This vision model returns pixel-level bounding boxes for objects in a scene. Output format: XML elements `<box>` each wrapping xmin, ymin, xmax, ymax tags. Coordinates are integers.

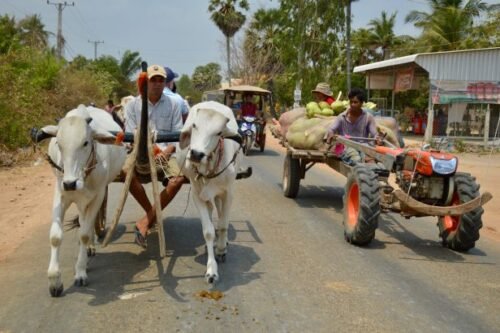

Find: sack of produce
<box><xmin>306</xmin><ymin>101</ymin><xmax>322</xmax><ymax>118</ymax></box>
<box><xmin>330</xmin><ymin>100</ymin><xmax>347</xmax><ymax>115</ymax></box>
<box><xmin>318</xmin><ymin>101</ymin><xmax>332</xmax><ymax>109</ymax></box>
<box><xmin>278</xmin><ymin>107</ymin><xmax>306</xmax><ymax>137</ymax></box>
<box><xmin>286</xmin><ymin>117</ymin><xmax>336</xmax><ymax>150</ymax></box>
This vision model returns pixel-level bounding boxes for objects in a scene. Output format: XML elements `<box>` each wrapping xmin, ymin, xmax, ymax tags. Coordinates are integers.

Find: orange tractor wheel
<box><xmin>438</xmin><ymin>172</ymin><xmax>483</xmax><ymax>252</ymax></box>
<box><xmin>343</xmin><ymin>165</ymin><xmax>381</xmax><ymax>245</ymax></box>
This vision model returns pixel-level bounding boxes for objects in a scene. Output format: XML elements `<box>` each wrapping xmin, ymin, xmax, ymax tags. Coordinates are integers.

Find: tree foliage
<box><xmin>405</xmin><ymin>0</ymin><xmax>491</xmax><ymax>51</ymax></box>
<box><xmin>208</xmin><ymin>0</ymin><xmax>249</xmax><ymax>85</ymax></box>
<box><xmin>192</xmin><ymin>62</ymin><xmax>222</xmax><ymax>92</ymax></box>
<box><xmin>0</xmin><ymin>14</ymin><xmax>140</xmax><ymax>152</ymax></box>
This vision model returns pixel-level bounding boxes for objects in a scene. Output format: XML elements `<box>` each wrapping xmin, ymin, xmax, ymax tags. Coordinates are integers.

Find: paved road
<box><xmin>1</xmin><ymin>143</ymin><xmax>499</xmax><ymax>333</ymax></box>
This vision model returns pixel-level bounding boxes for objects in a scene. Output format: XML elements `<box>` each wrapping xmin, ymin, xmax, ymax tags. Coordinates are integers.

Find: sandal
<box><xmin>134</xmin><ymin>226</ymin><xmax>147</xmax><ymax>249</ymax></box>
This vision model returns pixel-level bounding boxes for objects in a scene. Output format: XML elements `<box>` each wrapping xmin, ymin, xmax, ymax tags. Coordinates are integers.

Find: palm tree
<box><xmin>351</xmin><ymin>28</ymin><xmax>378</xmax><ymax>65</ymax></box>
<box><xmin>405</xmin><ymin>0</ymin><xmax>489</xmax><ymax>51</ymax></box>
<box><xmin>17</xmin><ymin>14</ymin><xmax>50</xmax><ymax>50</ymax></box>
<box><xmin>119</xmin><ymin>50</ymin><xmax>141</xmax><ymax>80</ymax></box>
<box><xmin>368</xmin><ymin>11</ymin><xmax>398</xmax><ymax>60</ymax></box>
<box><xmin>243</xmin><ymin>8</ymin><xmax>283</xmax><ymax>82</ymax></box>
<box><xmin>208</xmin><ymin>0</ymin><xmax>249</xmax><ymax>86</ymax></box>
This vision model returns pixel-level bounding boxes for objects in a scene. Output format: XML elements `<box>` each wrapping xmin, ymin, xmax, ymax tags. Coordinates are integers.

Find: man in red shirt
<box><xmin>240</xmin><ymin>93</ymin><xmax>259</xmax><ymax>118</ymax></box>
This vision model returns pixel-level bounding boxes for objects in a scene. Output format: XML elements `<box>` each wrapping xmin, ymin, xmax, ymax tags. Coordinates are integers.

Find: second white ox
<box><xmin>178</xmin><ymin>101</ymin><xmax>242</xmax><ymax>284</ymax></box>
<box><xmin>42</xmin><ymin>105</ymin><xmax>127</xmax><ymax>297</ymax></box>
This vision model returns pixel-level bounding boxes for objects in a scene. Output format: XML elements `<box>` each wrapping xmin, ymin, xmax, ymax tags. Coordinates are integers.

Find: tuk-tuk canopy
<box><xmin>219</xmin><ymin>85</ymin><xmax>271</xmax><ymax>96</ymax></box>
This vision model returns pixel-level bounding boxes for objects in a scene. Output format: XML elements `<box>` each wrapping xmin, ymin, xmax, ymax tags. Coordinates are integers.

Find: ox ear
<box><xmin>41</xmin><ymin>125</ymin><xmax>59</xmax><ymax>137</ymax></box>
<box><xmin>92</xmin><ymin>128</ymin><xmax>117</xmax><ymax>145</ymax></box>
<box><xmin>179</xmin><ymin>128</ymin><xmax>191</xmax><ymax>150</ymax></box>
<box><xmin>222</xmin><ymin>116</ymin><xmax>240</xmax><ymax>137</ymax></box>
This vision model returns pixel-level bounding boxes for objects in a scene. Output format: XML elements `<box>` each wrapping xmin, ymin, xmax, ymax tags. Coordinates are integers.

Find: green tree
<box><xmin>191</xmin><ymin>62</ymin><xmax>222</xmax><ymax>92</ymax></box>
<box><xmin>119</xmin><ymin>50</ymin><xmax>141</xmax><ymax>80</ymax></box>
<box><xmin>17</xmin><ymin>14</ymin><xmax>50</xmax><ymax>50</ymax></box>
<box><xmin>208</xmin><ymin>0</ymin><xmax>249</xmax><ymax>86</ymax></box>
<box><xmin>351</xmin><ymin>28</ymin><xmax>378</xmax><ymax>65</ymax></box>
<box><xmin>405</xmin><ymin>0</ymin><xmax>490</xmax><ymax>51</ymax></box>
<box><xmin>268</xmin><ymin>0</ymin><xmax>346</xmax><ymax>104</ymax></box>
<box><xmin>240</xmin><ymin>8</ymin><xmax>283</xmax><ymax>84</ymax></box>
<box><xmin>367</xmin><ymin>11</ymin><xmax>399</xmax><ymax>60</ymax></box>
<box><xmin>0</xmin><ymin>14</ymin><xmax>19</xmax><ymax>54</ymax></box>
<box><xmin>461</xmin><ymin>10</ymin><xmax>500</xmax><ymax>48</ymax></box>
<box><xmin>177</xmin><ymin>74</ymin><xmax>201</xmax><ymax>103</ymax></box>
<box><xmin>69</xmin><ymin>54</ymin><xmax>91</xmax><ymax>70</ymax></box>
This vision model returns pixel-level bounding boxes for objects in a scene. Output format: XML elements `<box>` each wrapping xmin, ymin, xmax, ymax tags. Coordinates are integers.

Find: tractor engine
<box><xmin>395</xmin><ymin>150</ymin><xmax>458</xmax><ymax>205</ymax></box>
<box><xmin>397</xmin><ymin>172</ymin><xmax>451</xmax><ymax>205</ymax></box>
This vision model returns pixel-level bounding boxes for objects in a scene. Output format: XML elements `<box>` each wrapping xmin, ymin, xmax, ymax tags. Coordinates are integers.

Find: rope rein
<box><xmin>45</xmin><ymin>142</ymin><xmax>97</xmax><ymax>179</ymax></box>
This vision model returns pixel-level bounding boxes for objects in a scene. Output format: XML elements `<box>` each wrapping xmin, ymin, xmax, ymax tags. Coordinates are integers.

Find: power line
<box><xmin>46</xmin><ymin>1</ymin><xmax>75</xmax><ymax>59</ymax></box>
<box><xmin>88</xmin><ymin>40</ymin><xmax>104</xmax><ymax>60</ymax></box>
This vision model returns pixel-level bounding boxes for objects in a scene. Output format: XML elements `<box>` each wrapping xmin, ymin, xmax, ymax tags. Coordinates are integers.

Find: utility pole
<box><xmin>294</xmin><ymin>0</ymin><xmax>305</xmax><ymax>108</ymax></box>
<box><xmin>88</xmin><ymin>40</ymin><xmax>104</xmax><ymax>60</ymax></box>
<box><xmin>47</xmin><ymin>1</ymin><xmax>75</xmax><ymax>59</ymax></box>
<box><xmin>346</xmin><ymin>0</ymin><xmax>352</xmax><ymax>92</ymax></box>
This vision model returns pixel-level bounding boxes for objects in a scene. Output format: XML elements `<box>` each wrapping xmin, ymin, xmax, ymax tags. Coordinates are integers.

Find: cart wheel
<box><xmin>283</xmin><ymin>154</ymin><xmax>300</xmax><ymax>198</ymax></box>
<box><xmin>94</xmin><ymin>187</ymin><xmax>108</xmax><ymax>240</ymax></box>
<box><xmin>438</xmin><ymin>172</ymin><xmax>483</xmax><ymax>252</ymax></box>
<box><xmin>259</xmin><ymin>133</ymin><xmax>266</xmax><ymax>152</ymax></box>
<box><xmin>343</xmin><ymin>165</ymin><xmax>380</xmax><ymax>245</ymax></box>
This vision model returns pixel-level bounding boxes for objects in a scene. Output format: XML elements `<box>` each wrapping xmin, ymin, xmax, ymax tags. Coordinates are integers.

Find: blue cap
<box><xmin>164</xmin><ymin>67</ymin><xmax>179</xmax><ymax>83</ymax></box>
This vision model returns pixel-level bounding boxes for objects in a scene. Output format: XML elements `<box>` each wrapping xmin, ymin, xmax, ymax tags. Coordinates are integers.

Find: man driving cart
<box><xmin>326</xmin><ymin>87</ymin><xmax>382</xmax><ymax>164</ymax></box>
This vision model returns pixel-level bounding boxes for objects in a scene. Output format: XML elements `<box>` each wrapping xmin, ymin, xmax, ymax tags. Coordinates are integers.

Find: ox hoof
<box><xmin>215</xmin><ymin>253</ymin><xmax>226</xmax><ymax>263</ymax></box>
<box><xmin>74</xmin><ymin>277</ymin><xmax>88</xmax><ymax>287</ymax></box>
<box><xmin>87</xmin><ymin>247</ymin><xmax>96</xmax><ymax>257</ymax></box>
<box><xmin>205</xmin><ymin>273</ymin><xmax>219</xmax><ymax>285</ymax></box>
<box><xmin>49</xmin><ymin>284</ymin><xmax>64</xmax><ymax>297</ymax></box>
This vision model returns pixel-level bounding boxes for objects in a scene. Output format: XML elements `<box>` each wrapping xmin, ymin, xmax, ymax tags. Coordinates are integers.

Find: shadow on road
<box><xmin>65</xmin><ymin>217</ymin><xmax>262</xmax><ymax>304</ymax></box>
<box><xmin>246</xmin><ymin>149</ymin><xmax>280</xmax><ymax>157</ymax></box>
<box><xmin>290</xmin><ymin>185</ymin><xmax>344</xmax><ymax>212</ymax></box>
<box><xmin>370</xmin><ymin>213</ymin><xmax>494</xmax><ymax>264</ymax></box>
<box><xmin>156</xmin><ymin>216</ymin><xmax>262</xmax><ymax>299</ymax></box>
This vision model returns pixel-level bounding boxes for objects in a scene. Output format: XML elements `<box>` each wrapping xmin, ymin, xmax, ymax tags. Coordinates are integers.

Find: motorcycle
<box><xmin>240</xmin><ymin>115</ymin><xmax>257</xmax><ymax>155</ymax></box>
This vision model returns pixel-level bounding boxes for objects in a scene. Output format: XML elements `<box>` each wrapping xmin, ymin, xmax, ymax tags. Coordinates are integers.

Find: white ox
<box><xmin>41</xmin><ymin>105</ymin><xmax>127</xmax><ymax>297</ymax></box>
<box><xmin>178</xmin><ymin>101</ymin><xmax>242</xmax><ymax>284</ymax></box>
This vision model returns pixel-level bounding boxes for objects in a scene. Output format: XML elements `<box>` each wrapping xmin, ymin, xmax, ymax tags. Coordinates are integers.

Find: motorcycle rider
<box><xmin>237</xmin><ymin>93</ymin><xmax>262</xmax><ymax>136</ymax></box>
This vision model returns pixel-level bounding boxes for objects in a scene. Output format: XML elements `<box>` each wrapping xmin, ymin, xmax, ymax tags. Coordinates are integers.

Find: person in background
<box><xmin>312</xmin><ymin>82</ymin><xmax>335</xmax><ymax>105</ymax></box>
<box><xmin>105</xmin><ymin>99</ymin><xmax>115</xmax><ymax>114</ymax></box>
<box><xmin>103</xmin><ymin>99</ymin><xmax>125</xmax><ymax>130</ymax></box>
<box><xmin>163</xmin><ymin>67</ymin><xmax>189</xmax><ymax>123</ymax></box>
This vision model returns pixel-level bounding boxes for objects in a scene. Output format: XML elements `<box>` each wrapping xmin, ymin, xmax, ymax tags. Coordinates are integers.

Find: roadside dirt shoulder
<box><xmin>0</xmin><ymin>161</ymin><xmax>54</xmax><ymax>262</ymax></box>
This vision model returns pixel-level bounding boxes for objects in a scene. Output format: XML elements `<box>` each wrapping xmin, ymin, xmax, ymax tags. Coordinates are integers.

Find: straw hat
<box><xmin>312</xmin><ymin>82</ymin><xmax>333</xmax><ymax>97</ymax></box>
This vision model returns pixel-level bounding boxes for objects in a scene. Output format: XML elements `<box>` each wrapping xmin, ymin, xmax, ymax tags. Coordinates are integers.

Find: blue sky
<box><xmin>0</xmin><ymin>0</ymin><xmax>496</xmax><ymax>77</ymax></box>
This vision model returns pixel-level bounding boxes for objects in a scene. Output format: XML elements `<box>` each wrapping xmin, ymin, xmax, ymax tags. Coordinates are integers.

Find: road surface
<box><xmin>0</xmin><ymin>142</ymin><xmax>499</xmax><ymax>333</ymax></box>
